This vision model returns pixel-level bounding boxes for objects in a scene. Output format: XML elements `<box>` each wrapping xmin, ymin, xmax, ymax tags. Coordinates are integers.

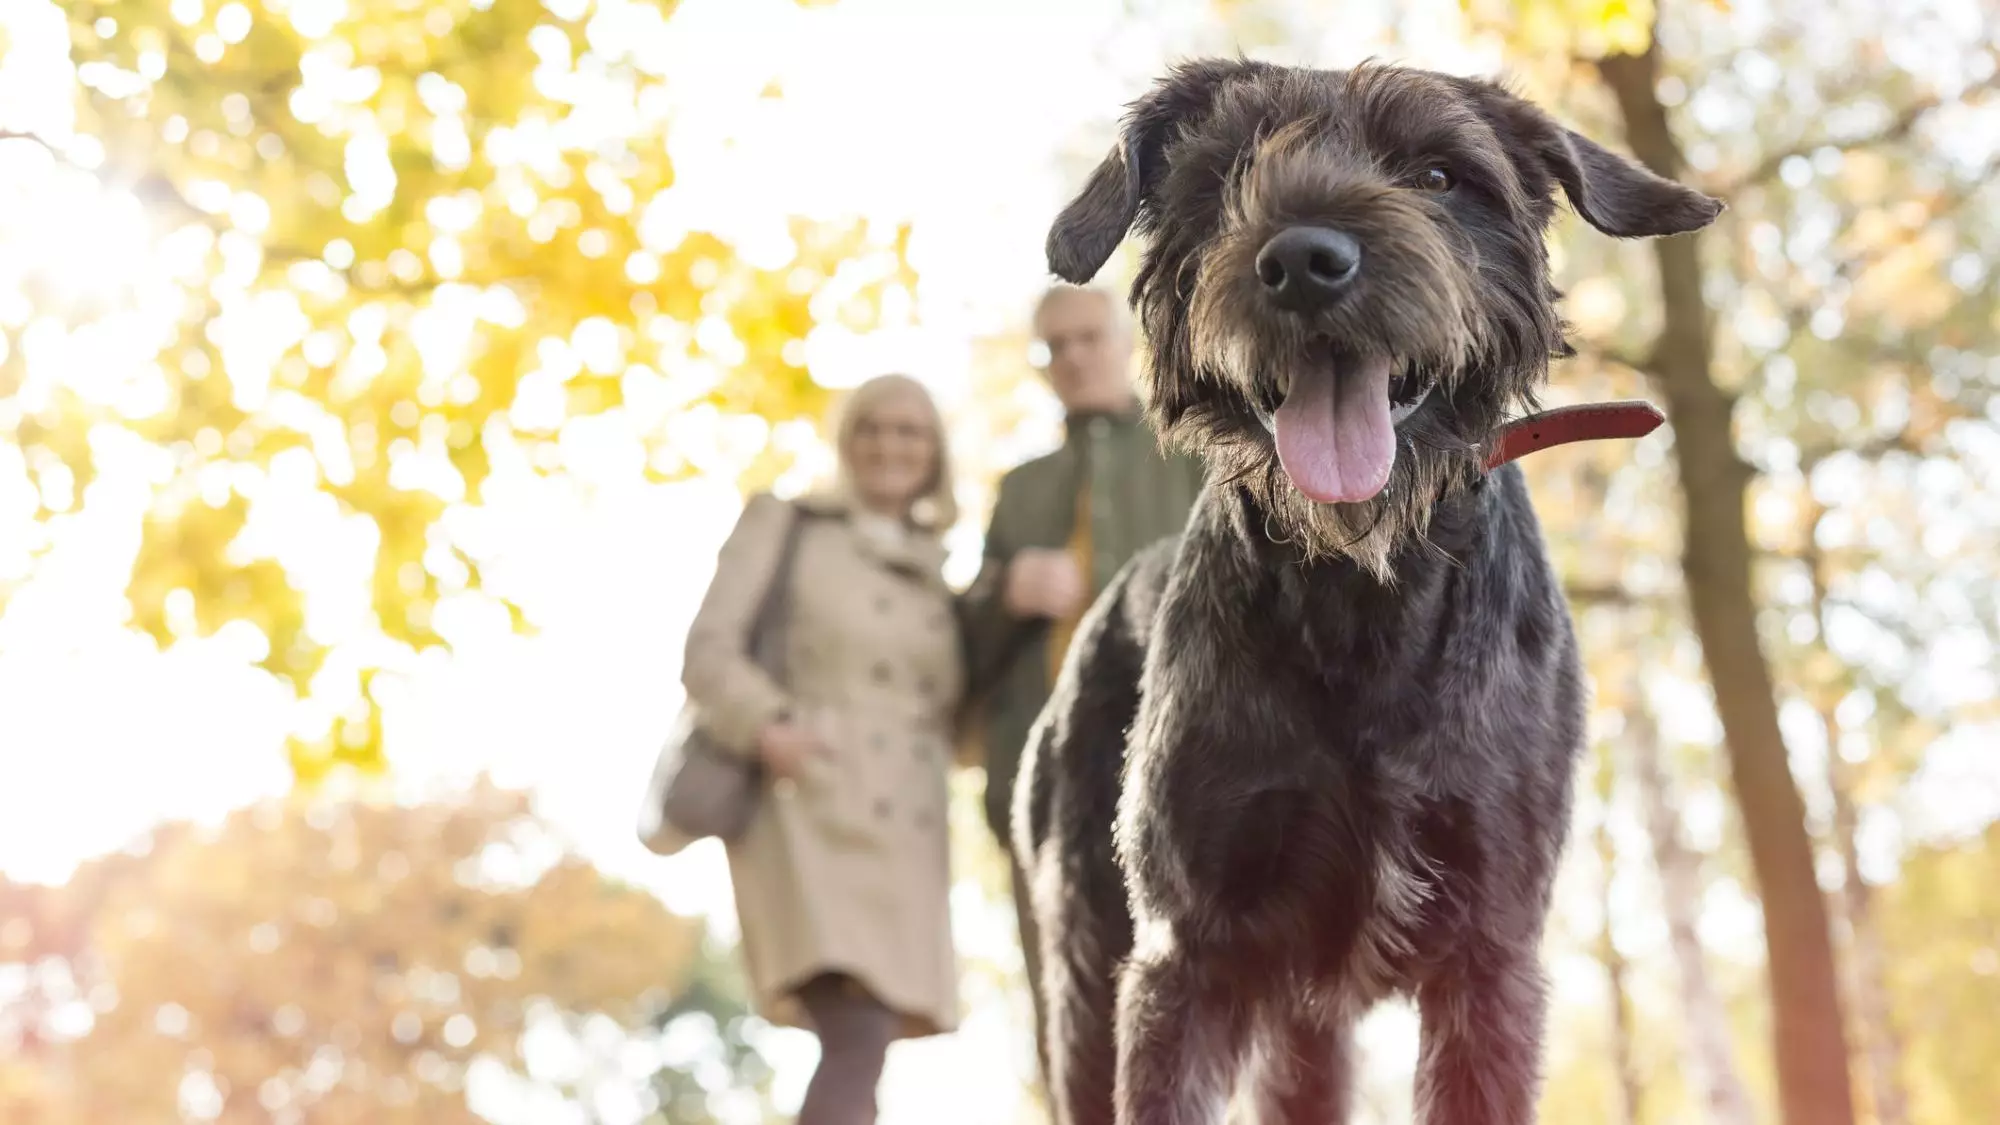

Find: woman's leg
<box><xmin>795</xmin><ymin>973</ymin><xmax>901</xmax><ymax>1125</ymax></box>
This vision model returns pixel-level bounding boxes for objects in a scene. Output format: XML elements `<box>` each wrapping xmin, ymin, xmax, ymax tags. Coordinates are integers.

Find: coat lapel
<box><xmin>795</xmin><ymin>492</ymin><xmax>950</xmax><ymax>588</ymax></box>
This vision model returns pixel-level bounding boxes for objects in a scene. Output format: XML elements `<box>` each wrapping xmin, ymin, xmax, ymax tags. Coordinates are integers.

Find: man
<box><xmin>958</xmin><ymin>283</ymin><xmax>1205</xmax><ymax>1088</ymax></box>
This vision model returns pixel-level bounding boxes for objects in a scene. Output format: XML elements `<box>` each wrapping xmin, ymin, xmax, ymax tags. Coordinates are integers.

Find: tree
<box><xmin>13</xmin><ymin>0</ymin><xmax>914</xmax><ymax>782</ymax></box>
<box><xmin>1590</xmin><ymin>747</ymin><xmax>1645</xmax><ymax>1125</ymax></box>
<box><xmin>1451</xmin><ymin>1</ymin><xmax>2000</xmax><ymax>1120</ymax></box>
<box><xmin>0</xmin><ymin>779</ymin><xmax>734</xmax><ymax>1123</ymax></box>
<box><xmin>1622</xmin><ymin>687</ymin><xmax>1757</xmax><ymax>1125</ymax></box>
<box><xmin>1588</xmin><ymin>35</ymin><xmax>1859</xmax><ymax>1125</ymax></box>
<box><xmin>1558</xmin><ymin>455</ymin><xmax>1756</xmax><ymax>1125</ymax></box>
<box><xmin>1591</xmin><ymin>11</ymin><xmax>1999</xmax><ymax>1124</ymax></box>
<box><xmin>1800</xmin><ymin>500</ymin><xmax>1911</xmax><ymax>1125</ymax></box>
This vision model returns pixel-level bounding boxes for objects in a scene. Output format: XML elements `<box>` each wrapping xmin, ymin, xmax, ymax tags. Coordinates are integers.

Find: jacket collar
<box><xmin>793</xmin><ymin>488</ymin><xmax>951</xmax><ymax>581</ymax></box>
<box><xmin>1062</xmin><ymin>406</ymin><xmax>1146</xmax><ymax>443</ymax></box>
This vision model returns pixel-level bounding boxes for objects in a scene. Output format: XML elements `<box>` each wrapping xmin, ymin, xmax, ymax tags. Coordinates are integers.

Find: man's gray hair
<box><xmin>1033</xmin><ymin>283</ymin><xmax>1133</xmax><ymax>340</ymax></box>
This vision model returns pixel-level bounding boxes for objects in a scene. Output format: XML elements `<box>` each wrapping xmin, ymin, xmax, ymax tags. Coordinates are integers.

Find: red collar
<box><xmin>1483</xmin><ymin>400</ymin><xmax>1665</xmax><ymax>470</ymax></box>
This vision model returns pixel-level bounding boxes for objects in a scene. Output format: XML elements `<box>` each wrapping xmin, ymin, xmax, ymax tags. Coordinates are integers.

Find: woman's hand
<box><xmin>757</xmin><ymin>721</ymin><xmax>827</xmax><ymax>780</ymax></box>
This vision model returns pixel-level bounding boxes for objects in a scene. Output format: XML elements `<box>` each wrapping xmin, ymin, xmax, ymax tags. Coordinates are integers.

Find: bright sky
<box><xmin>3</xmin><ymin>0</ymin><xmax>1998</xmax><ymax>1122</ymax></box>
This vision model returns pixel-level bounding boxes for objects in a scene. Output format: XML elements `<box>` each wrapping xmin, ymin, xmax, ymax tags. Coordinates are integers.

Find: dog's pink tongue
<box><xmin>1273</xmin><ymin>355</ymin><xmax>1397</xmax><ymax>505</ymax></box>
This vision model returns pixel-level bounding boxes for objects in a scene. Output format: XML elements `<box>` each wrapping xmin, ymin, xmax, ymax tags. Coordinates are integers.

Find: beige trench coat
<box><xmin>681</xmin><ymin>491</ymin><xmax>963</xmax><ymax>1038</ymax></box>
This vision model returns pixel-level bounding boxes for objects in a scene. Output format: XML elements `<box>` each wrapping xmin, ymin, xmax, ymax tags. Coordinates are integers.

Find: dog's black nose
<box><xmin>1255</xmin><ymin>227</ymin><xmax>1362</xmax><ymax>312</ymax></box>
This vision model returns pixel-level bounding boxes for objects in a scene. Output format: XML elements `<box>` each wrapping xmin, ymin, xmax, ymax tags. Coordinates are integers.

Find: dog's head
<box><xmin>1048</xmin><ymin>60</ymin><xmax>1722</xmax><ymax>578</ymax></box>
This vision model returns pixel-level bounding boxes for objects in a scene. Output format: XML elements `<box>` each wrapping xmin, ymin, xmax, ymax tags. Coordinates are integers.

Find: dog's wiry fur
<box><xmin>1013</xmin><ymin>59</ymin><xmax>1721</xmax><ymax>1125</ymax></box>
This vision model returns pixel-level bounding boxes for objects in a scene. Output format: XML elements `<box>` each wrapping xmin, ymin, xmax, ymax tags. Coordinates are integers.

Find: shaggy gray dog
<box><xmin>1011</xmin><ymin>58</ymin><xmax>1720</xmax><ymax>1125</ymax></box>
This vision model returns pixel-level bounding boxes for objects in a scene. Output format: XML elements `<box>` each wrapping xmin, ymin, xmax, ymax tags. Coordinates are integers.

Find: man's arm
<box><xmin>958</xmin><ymin>477</ymin><xmax>1037</xmax><ymax>705</ymax></box>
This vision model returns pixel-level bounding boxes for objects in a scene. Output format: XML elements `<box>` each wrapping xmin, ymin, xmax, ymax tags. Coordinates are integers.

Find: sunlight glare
<box><xmin>341</xmin><ymin>130</ymin><xmax>397</xmax><ymax>222</ymax></box>
<box><xmin>286</xmin><ymin>0</ymin><xmax>348</xmax><ymax>40</ymax></box>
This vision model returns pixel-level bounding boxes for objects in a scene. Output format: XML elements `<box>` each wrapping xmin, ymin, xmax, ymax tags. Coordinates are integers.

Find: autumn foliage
<box><xmin>25</xmin><ymin>0</ymin><xmax>914</xmax><ymax>783</ymax></box>
<box><xmin>0</xmin><ymin>781</ymin><xmax>705</xmax><ymax>1123</ymax></box>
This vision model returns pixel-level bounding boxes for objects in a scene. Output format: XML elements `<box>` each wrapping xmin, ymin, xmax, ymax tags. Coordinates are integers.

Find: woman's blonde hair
<box><xmin>830</xmin><ymin>373</ymin><xmax>959</xmax><ymax>531</ymax></box>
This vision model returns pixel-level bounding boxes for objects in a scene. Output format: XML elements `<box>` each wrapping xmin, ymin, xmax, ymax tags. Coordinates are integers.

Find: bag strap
<box><xmin>744</xmin><ymin>499</ymin><xmax>812</xmax><ymax>687</ymax></box>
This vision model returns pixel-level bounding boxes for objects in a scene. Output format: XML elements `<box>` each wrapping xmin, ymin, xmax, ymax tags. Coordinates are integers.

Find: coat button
<box><xmin>872</xmin><ymin>662</ymin><xmax>891</xmax><ymax>685</ymax></box>
<box><xmin>917</xmin><ymin>674</ymin><xmax>936</xmax><ymax>696</ymax></box>
<box><xmin>875</xmin><ymin>595</ymin><xmax>893</xmax><ymax>614</ymax></box>
<box><xmin>873</xmin><ymin>799</ymin><xmax>892</xmax><ymax>821</ymax></box>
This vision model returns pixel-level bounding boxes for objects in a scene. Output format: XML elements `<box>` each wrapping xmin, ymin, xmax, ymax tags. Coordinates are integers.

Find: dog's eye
<box><xmin>1414</xmin><ymin>166</ymin><xmax>1455</xmax><ymax>194</ymax></box>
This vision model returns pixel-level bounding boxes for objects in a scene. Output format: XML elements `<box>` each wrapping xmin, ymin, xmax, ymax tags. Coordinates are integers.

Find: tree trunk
<box><xmin>1626</xmin><ymin>697</ymin><xmax>1759</xmax><ymax>1125</ymax></box>
<box><xmin>1596</xmin><ymin>41</ymin><xmax>1858</xmax><ymax>1125</ymax></box>
<box><xmin>1819</xmin><ymin>709</ymin><xmax>1913</xmax><ymax>1125</ymax></box>
<box><xmin>1805</xmin><ymin>516</ymin><xmax>1912</xmax><ymax>1125</ymax></box>
<box><xmin>1594</xmin><ymin>753</ymin><xmax>1645</xmax><ymax>1125</ymax></box>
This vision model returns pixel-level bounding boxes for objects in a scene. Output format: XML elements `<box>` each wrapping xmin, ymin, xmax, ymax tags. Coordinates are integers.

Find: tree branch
<box><xmin>10</xmin><ymin>128</ymin><xmax>438</xmax><ymax>297</ymax></box>
<box><xmin>1571</xmin><ymin>341</ymin><xmax>1658</xmax><ymax>378</ymax></box>
<box><xmin>1739</xmin><ymin>142</ymin><xmax>2000</xmax><ymax>399</ymax></box>
<box><xmin>1567</xmin><ymin>581</ymin><xmax>1669</xmax><ymax>607</ymax></box>
<box><xmin>1720</xmin><ymin>97</ymin><xmax>1941</xmax><ymax>197</ymax></box>
<box><xmin>1715</xmin><ymin>67</ymin><xmax>2000</xmax><ymax>198</ymax></box>
<box><xmin>7</xmin><ymin>119</ymin><xmax>217</xmax><ymax>224</ymax></box>
<box><xmin>0</xmin><ymin>129</ymin><xmax>58</xmax><ymax>155</ymax></box>
<box><xmin>1797</xmin><ymin>428</ymin><xmax>1930</xmax><ymax>475</ymax></box>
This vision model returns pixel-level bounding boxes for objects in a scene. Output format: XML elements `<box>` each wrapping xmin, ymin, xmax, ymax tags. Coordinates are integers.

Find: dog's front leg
<box><xmin>1113</xmin><ymin>933</ymin><xmax>1250</xmax><ymax>1125</ymax></box>
<box><xmin>1412</xmin><ymin>950</ymin><xmax>1550</xmax><ymax>1125</ymax></box>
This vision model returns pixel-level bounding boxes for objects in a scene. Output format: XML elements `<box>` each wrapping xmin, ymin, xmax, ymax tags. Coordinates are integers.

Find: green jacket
<box><xmin>958</xmin><ymin>410</ymin><xmax>1206</xmax><ymax>837</ymax></box>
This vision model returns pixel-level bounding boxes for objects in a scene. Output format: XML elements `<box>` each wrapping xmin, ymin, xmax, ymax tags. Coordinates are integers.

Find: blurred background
<box><xmin>2</xmin><ymin>0</ymin><xmax>1997</xmax><ymax>1122</ymax></box>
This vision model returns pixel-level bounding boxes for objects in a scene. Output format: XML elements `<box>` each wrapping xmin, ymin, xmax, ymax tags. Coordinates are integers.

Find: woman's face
<box><xmin>847</xmin><ymin>386</ymin><xmax>940</xmax><ymax>515</ymax></box>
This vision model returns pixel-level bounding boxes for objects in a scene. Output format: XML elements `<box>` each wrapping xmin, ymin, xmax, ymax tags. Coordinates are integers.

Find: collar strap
<box><xmin>1483</xmin><ymin>400</ymin><xmax>1666</xmax><ymax>470</ymax></box>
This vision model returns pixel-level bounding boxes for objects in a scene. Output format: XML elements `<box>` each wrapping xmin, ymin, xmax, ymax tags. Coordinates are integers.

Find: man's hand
<box><xmin>1002</xmin><ymin>548</ymin><xmax>1086</xmax><ymax>620</ymax></box>
<box><xmin>756</xmin><ymin>721</ymin><xmax>827</xmax><ymax>781</ymax></box>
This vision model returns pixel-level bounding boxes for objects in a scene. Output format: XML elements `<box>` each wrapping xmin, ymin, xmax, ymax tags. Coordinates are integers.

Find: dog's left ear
<box><xmin>1467</xmin><ymin>80</ymin><xmax>1723</xmax><ymax>239</ymax></box>
<box><xmin>1047</xmin><ymin>58</ymin><xmax>1262</xmax><ymax>283</ymax></box>
<box><xmin>1540</xmin><ymin>126</ymin><xmax>1725</xmax><ymax>239</ymax></box>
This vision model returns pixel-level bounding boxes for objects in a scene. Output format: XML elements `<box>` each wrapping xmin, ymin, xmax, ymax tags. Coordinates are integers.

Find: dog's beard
<box><xmin>1248</xmin><ymin>438</ymin><xmax>1469</xmax><ymax>582</ymax></box>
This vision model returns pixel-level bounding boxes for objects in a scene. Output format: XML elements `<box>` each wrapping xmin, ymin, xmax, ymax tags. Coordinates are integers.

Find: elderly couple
<box><xmin>675</xmin><ymin>284</ymin><xmax>1203</xmax><ymax>1123</ymax></box>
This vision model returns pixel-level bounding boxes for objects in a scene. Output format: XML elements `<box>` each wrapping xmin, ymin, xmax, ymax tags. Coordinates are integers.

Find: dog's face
<box><xmin>1048</xmin><ymin>60</ymin><xmax>1722</xmax><ymax>578</ymax></box>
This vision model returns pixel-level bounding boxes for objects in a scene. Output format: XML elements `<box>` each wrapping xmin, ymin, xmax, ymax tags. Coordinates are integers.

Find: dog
<box><xmin>1010</xmin><ymin>59</ymin><xmax>1721</xmax><ymax>1125</ymax></box>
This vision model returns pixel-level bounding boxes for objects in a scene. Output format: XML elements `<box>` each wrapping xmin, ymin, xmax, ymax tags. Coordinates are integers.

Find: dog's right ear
<box><xmin>1046</xmin><ymin>59</ymin><xmax>1258</xmax><ymax>284</ymax></box>
<box><xmin>1046</xmin><ymin>132</ymin><xmax>1145</xmax><ymax>285</ymax></box>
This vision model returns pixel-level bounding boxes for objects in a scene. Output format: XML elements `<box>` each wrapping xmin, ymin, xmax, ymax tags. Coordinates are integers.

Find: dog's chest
<box><xmin>1125</xmin><ymin>598</ymin><xmax>1492</xmax><ymax>981</ymax></box>
<box><xmin>1129</xmin><ymin>675</ymin><xmax>1464</xmax><ymax>938</ymax></box>
<box><xmin>1121</xmin><ymin>506</ymin><xmax>1561</xmax><ymax>969</ymax></box>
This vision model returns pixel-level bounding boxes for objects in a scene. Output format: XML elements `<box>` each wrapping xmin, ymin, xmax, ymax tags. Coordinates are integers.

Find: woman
<box><xmin>681</xmin><ymin>374</ymin><xmax>963</xmax><ymax>1124</ymax></box>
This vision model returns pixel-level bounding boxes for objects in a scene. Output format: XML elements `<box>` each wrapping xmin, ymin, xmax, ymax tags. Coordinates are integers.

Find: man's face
<box><xmin>1034</xmin><ymin>291</ymin><xmax>1135</xmax><ymax>415</ymax></box>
